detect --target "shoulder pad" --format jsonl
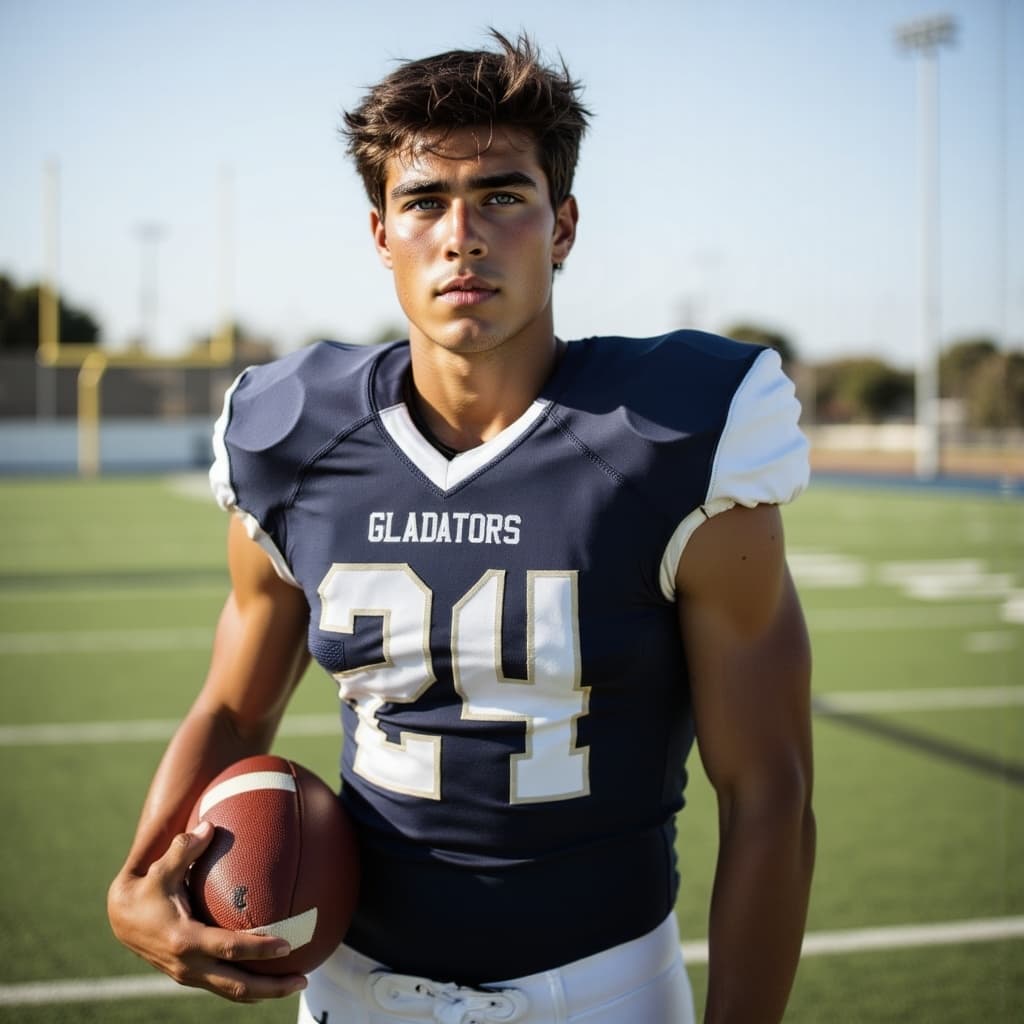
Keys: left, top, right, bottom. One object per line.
{"left": 210, "top": 340, "right": 387, "bottom": 518}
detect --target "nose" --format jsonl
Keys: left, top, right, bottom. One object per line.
{"left": 445, "top": 200, "right": 487, "bottom": 261}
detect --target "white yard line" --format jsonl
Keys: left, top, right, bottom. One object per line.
{"left": 816, "top": 685, "right": 1024, "bottom": 713}
{"left": 1, "top": 687, "right": 1020, "bottom": 747}
{"left": 681, "top": 914, "right": 1024, "bottom": 964}
{"left": 806, "top": 605, "right": 1003, "bottom": 631}
{"left": 0, "top": 974, "right": 199, "bottom": 1007}
{"left": 0, "top": 604, "right": 1016, "bottom": 656}
{"left": 0, "top": 585, "right": 226, "bottom": 603}
{"left": 2, "top": 917, "right": 1022, "bottom": 1006}
{"left": 0, "top": 713, "right": 339, "bottom": 747}
{"left": 0, "top": 627, "right": 213, "bottom": 654}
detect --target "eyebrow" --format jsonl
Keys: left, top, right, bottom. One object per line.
{"left": 389, "top": 171, "right": 539, "bottom": 203}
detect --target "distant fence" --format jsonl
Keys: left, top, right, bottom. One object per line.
{"left": 0, "top": 418, "right": 216, "bottom": 474}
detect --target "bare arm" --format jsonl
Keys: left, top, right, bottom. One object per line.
{"left": 107, "top": 514, "right": 312, "bottom": 1001}
{"left": 676, "top": 503, "right": 815, "bottom": 1024}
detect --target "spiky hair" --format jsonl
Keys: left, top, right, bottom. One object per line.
{"left": 342, "top": 30, "right": 590, "bottom": 213}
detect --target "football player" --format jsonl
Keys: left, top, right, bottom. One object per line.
{"left": 108, "top": 31, "right": 815, "bottom": 1023}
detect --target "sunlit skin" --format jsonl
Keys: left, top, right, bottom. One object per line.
{"left": 370, "top": 126, "right": 578, "bottom": 452}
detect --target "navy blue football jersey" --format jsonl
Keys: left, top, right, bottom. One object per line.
{"left": 210, "top": 332, "right": 808, "bottom": 982}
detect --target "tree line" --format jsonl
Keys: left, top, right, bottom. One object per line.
{"left": 726, "top": 323, "right": 1024, "bottom": 430}
{"left": 2, "top": 273, "right": 1021, "bottom": 429}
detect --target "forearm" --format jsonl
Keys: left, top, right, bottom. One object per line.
{"left": 120, "top": 562, "right": 309, "bottom": 877}
{"left": 120, "top": 702, "right": 276, "bottom": 876}
{"left": 704, "top": 796, "right": 816, "bottom": 1024}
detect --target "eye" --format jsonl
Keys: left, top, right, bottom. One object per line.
{"left": 485, "top": 192, "right": 522, "bottom": 207}
{"left": 404, "top": 197, "right": 443, "bottom": 212}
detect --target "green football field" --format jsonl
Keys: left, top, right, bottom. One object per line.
{"left": 0, "top": 474, "right": 1021, "bottom": 1023}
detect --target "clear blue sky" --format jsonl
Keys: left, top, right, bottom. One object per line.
{"left": 2, "top": 0, "right": 1020, "bottom": 366}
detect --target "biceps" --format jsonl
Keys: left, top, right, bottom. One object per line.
{"left": 197, "top": 521, "right": 311, "bottom": 732}
{"left": 681, "top": 564, "right": 812, "bottom": 800}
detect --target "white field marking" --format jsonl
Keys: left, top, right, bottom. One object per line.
{"left": 806, "top": 605, "right": 1002, "bottom": 631}
{"left": 0, "top": 974, "right": 200, "bottom": 1007}
{"left": 0, "top": 585, "right": 225, "bottom": 603}
{"left": 1004, "top": 591, "right": 1024, "bottom": 624}
{"left": 1, "top": 602, "right": 1011, "bottom": 660}
{"left": 0, "top": 627, "right": 213, "bottom": 654}
{"left": 964, "top": 631, "right": 1017, "bottom": 654}
{"left": 787, "top": 551, "right": 868, "bottom": 588}
{"left": 878, "top": 559, "right": 986, "bottom": 582}
{"left": 2, "top": 917, "right": 1022, "bottom": 1006}
{"left": 166, "top": 472, "right": 215, "bottom": 502}
{"left": 682, "top": 916, "right": 1024, "bottom": 965}
{"left": 198, "top": 770, "right": 296, "bottom": 817}
{"left": 879, "top": 559, "right": 1016, "bottom": 601}
{"left": 905, "top": 574, "right": 1015, "bottom": 601}
{"left": 2, "top": 685, "right": 1021, "bottom": 748}
{"left": 0, "top": 713, "right": 339, "bottom": 747}
{"left": 815, "top": 685, "right": 1024, "bottom": 714}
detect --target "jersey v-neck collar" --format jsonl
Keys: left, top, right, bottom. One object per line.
{"left": 369, "top": 341, "right": 574, "bottom": 494}
{"left": 378, "top": 398, "right": 549, "bottom": 491}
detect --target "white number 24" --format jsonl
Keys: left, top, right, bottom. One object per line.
{"left": 318, "top": 564, "right": 590, "bottom": 805}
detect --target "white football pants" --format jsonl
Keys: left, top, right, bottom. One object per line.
{"left": 297, "top": 912, "right": 695, "bottom": 1024}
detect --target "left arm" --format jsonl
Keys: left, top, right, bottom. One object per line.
{"left": 676, "top": 502, "right": 815, "bottom": 1024}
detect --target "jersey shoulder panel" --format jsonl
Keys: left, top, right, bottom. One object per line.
{"left": 210, "top": 339, "right": 394, "bottom": 526}
{"left": 555, "top": 330, "right": 760, "bottom": 438}
{"left": 551, "top": 332, "right": 808, "bottom": 601}
{"left": 550, "top": 331, "right": 765, "bottom": 525}
{"left": 553, "top": 331, "right": 808, "bottom": 506}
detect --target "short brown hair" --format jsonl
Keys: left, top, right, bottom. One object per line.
{"left": 342, "top": 30, "right": 590, "bottom": 214}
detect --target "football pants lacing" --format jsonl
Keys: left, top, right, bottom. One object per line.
{"left": 369, "top": 971, "right": 529, "bottom": 1023}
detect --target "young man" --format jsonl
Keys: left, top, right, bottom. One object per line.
{"left": 108, "top": 32, "right": 815, "bottom": 1023}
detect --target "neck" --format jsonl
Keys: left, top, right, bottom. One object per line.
{"left": 407, "top": 332, "right": 562, "bottom": 454}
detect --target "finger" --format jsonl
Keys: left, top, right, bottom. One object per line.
{"left": 196, "top": 960, "right": 308, "bottom": 1003}
{"left": 163, "top": 922, "right": 307, "bottom": 1002}
{"left": 152, "top": 821, "right": 216, "bottom": 883}
{"left": 200, "top": 924, "right": 297, "bottom": 964}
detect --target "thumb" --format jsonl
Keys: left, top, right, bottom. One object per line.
{"left": 156, "top": 819, "right": 216, "bottom": 882}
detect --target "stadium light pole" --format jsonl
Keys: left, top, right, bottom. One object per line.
{"left": 37, "top": 159, "right": 60, "bottom": 419}
{"left": 136, "top": 222, "right": 166, "bottom": 350}
{"left": 211, "top": 164, "right": 236, "bottom": 362}
{"left": 896, "top": 14, "right": 957, "bottom": 480}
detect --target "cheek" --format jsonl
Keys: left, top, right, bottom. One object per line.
{"left": 388, "top": 217, "right": 425, "bottom": 246}
{"left": 385, "top": 232, "right": 433, "bottom": 295}
{"left": 531, "top": 211, "right": 560, "bottom": 262}
{"left": 383, "top": 209, "right": 436, "bottom": 260}
{"left": 516, "top": 218, "right": 558, "bottom": 280}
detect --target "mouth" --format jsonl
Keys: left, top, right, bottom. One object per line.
{"left": 437, "top": 276, "right": 499, "bottom": 307}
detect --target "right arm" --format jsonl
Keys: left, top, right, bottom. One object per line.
{"left": 107, "top": 514, "right": 312, "bottom": 1001}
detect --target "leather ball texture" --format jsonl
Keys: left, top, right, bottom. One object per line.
{"left": 186, "top": 754, "right": 359, "bottom": 975}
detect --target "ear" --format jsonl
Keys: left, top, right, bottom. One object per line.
{"left": 551, "top": 196, "right": 579, "bottom": 266}
{"left": 370, "top": 208, "right": 393, "bottom": 269}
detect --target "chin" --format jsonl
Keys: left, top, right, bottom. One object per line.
{"left": 421, "top": 324, "right": 506, "bottom": 356}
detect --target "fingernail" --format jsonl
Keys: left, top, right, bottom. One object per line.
{"left": 274, "top": 942, "right": 291, "bottom": 957}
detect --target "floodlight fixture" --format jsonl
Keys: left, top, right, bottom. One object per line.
{"left": 895, "top": 14, "right": 956, "bottom": 481}
{"left": 896, "top": 15, "right": 957, "bottom": 54}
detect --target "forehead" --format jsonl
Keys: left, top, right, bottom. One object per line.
{"left": 385, "top": 125, "right": 546, "bottom": 192}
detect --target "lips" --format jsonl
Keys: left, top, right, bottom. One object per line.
{"left": 437, "top": 276, "right": 498, "bottom": 306}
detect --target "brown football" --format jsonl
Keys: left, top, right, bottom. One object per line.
{"left": 186, "top": 754, "right": 359, "bottom": 975}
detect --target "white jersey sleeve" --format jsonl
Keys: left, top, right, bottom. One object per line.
{"left": 659, "top": 348, "right": 809, "bottom": 599}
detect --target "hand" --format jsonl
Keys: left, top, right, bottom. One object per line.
{"left": 107, "top": 820, "right": 308, "bottom": 1002}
